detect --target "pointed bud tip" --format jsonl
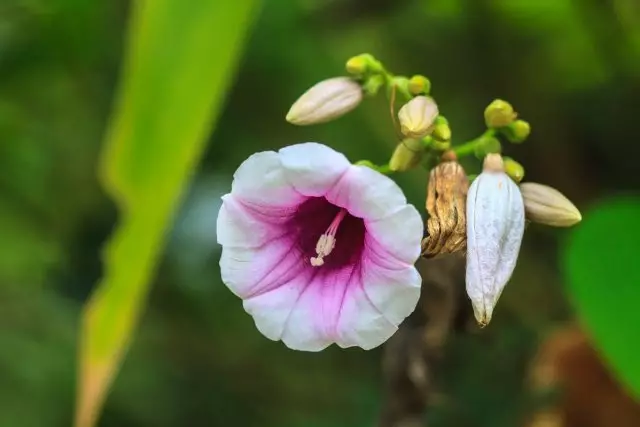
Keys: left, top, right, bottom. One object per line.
{"left": 520, "top": 182, "right": 582, "bottom": 227}
{"left": 286, "top": 77, "right": 363, "bottom": 126}
{"left": 473, "top": 308, "right": 492, "bottom": 328}
{"left": 483, "top": 153, "right": 505, "bottom": 172}
{"left": 285, "top": 109, "right": 297, "bottom": 124}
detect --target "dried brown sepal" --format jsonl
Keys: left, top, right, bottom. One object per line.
{"left": 421, "top": 153, "right": 469, "bottom": 257}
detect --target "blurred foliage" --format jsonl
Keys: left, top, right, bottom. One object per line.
{"left": 565, "top": 197, "right": 640, "bottom": 399}
{"left": 75, "top": 1, "right": 260, "bottom": 426}
{"left": 0, "top": 0, "right": 639, "bottom": 426}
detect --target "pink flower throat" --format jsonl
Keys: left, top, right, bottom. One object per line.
{"left": 291, "top": 197, "right": 366, "bottom": 271}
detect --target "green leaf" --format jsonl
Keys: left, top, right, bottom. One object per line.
{"left": 564, "top": 196, "right": 640, "bottom": 399}
{"left": 74, "top": 1, "right": 260, "bottom": 427}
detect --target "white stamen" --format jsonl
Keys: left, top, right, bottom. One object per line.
{"left": 310, "top": 209, "right": 347, "bottom": 267}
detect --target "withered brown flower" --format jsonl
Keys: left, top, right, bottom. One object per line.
{"left": 421, "top": 151, "right": 469, "bottom": 257}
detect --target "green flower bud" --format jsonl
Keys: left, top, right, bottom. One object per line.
{"left": 503, "top": 157, "right": 525, "bottom": 183}
{"left": 408, "top": 75, "right": 431, "bottom": 95}
{"left": 286, "top": 77, "right": 363, "bottom": 126}
{"left": 388, "top": 76, "right": 411, "bottom": 99}
{"left": 389, "top": 138, "right": 424, "bottom": 172}
{"left": 474, "top": 136, "right": 502, "bottom": 158}
{"left": 362, "top": 74, "right": 385, "bottom": 96}
{"left": 346, "top": 57, "right": 367, "bottom": 75}
{"left": 345, "top": 53, "right": 381, "bottom": 75}
{"left": 502, "top": 120, "right": 531, "bottom": 143}
{"left": 432, "top": 139, "right": 451, "bottom": 151}
{"left": 432, "top": 116, "right": 452, "bottom": 142}
{"left": 484, "top": 99, "right": 517, "bottom": 128}
{"left": 397, "top": 96, "right": 439, "bottom": 139}
{"left": 520, "top": 182, "right": 582, "bottom": 227}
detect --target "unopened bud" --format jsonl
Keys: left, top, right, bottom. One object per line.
{"left": 432, "top": 139, "right": 451, "bottom": 151}
{"left": 484, "top": 99, "right": 517, "bottom": 128}
{"left": 432, "top": 119, "right": 452, "bottom": 142}
{"left": 474, "top": 136, "right": 502, "bottom": 158}
{"left": 345, "top": 53, "right": 382, "bottom": 75}
{"left": 286, "top": 77, "right": 363, "bottom": 125}
{"left": 389, "top": 138, "right": 424, "bottom": 172}
{"left": 519, "top": 182, "right": 582, "bottom": 227}
{"left": 422, "top": 157, "right": 469, "bottom": 257}
{"left": 346, "top": 57, "right": 367, "bottom": 75}
{"left": 503, "top": 157, "right": 525, "bottom": 183}
{"left": 408, "top": 75, "right": 431, "bottom": 95}
{"left": 398, "top": 96, "right": 439, "bottom": 139}
{"left": 362, "top": 74, "right": 385, "bottom": 96}
{"left": 389, "top": 76, "right": 411, "bottom": 98}
{"left": 466, "top": 153, "right": 525, "bottom": 327}
{"left": 502, "top": 120, "right": 531, "bottom": 143}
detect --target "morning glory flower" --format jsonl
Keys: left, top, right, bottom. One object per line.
{"left": 217, "top": 142, "right": 423, "bottom": 351}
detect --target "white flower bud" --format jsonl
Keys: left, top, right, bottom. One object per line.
{"left": 397, "top": 96, "right": 439, "bottom": 139}
{"left": 520, "top": 182, "right": 582, "bottom": 227}
{"left": 286, "top": 77, "right": 363, "bottom": 125}
{"left": 466, "top": 154, "right": 525, "bottom": 327}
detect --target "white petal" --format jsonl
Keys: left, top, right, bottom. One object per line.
{"left": 366, "top": 204, "right": 424, "bottom": 264}
{"left": 243, "top": 277, "right": 306, "bottom": 342}
{"left": 494, "top": 179, "right": 525, "bottom": 290}
{"left": 335, "top": 281, "right": 398, "bottom": 350}
{"left": 236, "top": 257, "right": 361, "bottom": 352}
{"left": 278, "top": 142, "right": 351, "bottom": 196}
{"left": 219, "top": 236, "right": 305, "bottom": 298}
{"left": 325, "top": 165, "right": 408, "bottom": 220}
{"left": 231, "top": 150, "right": 304, "bottom": 207}
{"left": 360, "top": 255, "right": 422, "bottom": 326}
{"left": 279, "top": 274, "right": 338, "bottom": 352}
{"left": 216, "top": 195, "right": 291, "bottom": 248}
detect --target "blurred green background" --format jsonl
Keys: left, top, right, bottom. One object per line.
{"left": 1, "top": 0, "right": 639, "bottom": 426}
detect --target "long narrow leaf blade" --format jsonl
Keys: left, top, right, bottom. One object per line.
{"left": 75, "top": 2, "right": 260, "bottom": 427}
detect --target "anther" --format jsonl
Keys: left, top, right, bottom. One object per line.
{"left": 310, "top": 209, "right": 347, "bottom": 267}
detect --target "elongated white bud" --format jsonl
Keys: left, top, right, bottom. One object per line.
{"left": 466, "top": 154, "right": 525, "bottom": 327}
{"left": 286, "top": 77, "right": 363, "bottom": 125}
{"left": 520, "top": 182, "right": 582, "bottom": 227}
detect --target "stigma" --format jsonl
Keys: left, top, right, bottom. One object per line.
{"left": 310, "top": 209, "right": 347, "bottom": 267}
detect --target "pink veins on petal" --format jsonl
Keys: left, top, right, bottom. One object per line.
{"left": 216, "top": 142, "right": 424, "bottom": 351}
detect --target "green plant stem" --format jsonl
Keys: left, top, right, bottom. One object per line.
{"left": 355, "top": 160, "right": 394, "bottom": 175}
{"left": 453, "top": 129, "right": 494, "bottom": 157}
{"left": 377, "top": 164, "right": 393, "bottom": 175}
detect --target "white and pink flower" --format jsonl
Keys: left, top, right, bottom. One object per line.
{"left": 216, "top": 142, "right": 424, "bottom": 351}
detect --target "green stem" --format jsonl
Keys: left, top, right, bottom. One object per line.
{"left": 379, "top": 69, "right": 412, "bottom": 101}
{"left": 377, "top": 164, "right": 393, "bottom": 175}
{"left": 354, "top": 160, "right": 394, "bottom": 175}
{"left": 452, "top": 129, "right": 494, "bottom": 157}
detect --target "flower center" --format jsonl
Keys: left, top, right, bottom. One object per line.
{"left": 291, "top": 197, "right": 366, "bottom": 271}
{"left": 310, "top": 209, "right": 347, "bottom": 267}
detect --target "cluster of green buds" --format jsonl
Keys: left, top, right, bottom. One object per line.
{"left": 285, "top": 53, "right": 582, "bottom": 327}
